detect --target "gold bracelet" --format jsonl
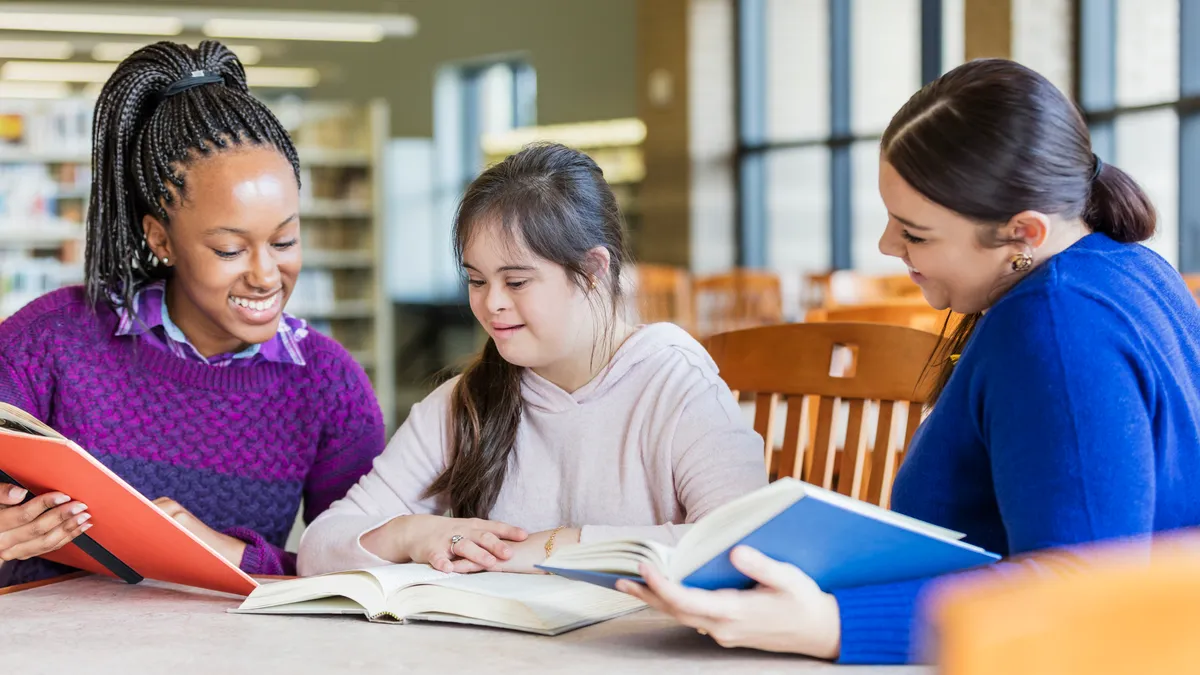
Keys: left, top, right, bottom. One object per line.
{"left": 544, "top": 525, "right": 566, "bottom": 559}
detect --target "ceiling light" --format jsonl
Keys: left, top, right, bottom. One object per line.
{"left": 0, "top": 11, "right": 182, "bottom": 35}
{"left": 1, "top": 61, "right": 116, "bottom": 83}
{"left": 203, "top": 18, "right": 384, "bottom": 42}
{"left": 244, "top": 66, "right": 319, "bottom": 88}
{"left": 92, "top": 42, "right": 262, "bottom": 65}
{"left": 0, "top": 81, "right": 71, "bottom": 99}
{"left": 0, "top": 40, "right": 73, "bottom": 60}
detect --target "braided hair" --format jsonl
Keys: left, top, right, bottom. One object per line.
{"left": 85, "top": 40, "right": 300, "bottom": 312}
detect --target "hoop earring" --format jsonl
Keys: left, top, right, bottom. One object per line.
{"left": 1010, "top": 252, "right": 1033, "bottom": 272}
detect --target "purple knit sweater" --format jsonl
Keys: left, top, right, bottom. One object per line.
{"left": 0, "top": 286, "right": 386, "bottom": 586}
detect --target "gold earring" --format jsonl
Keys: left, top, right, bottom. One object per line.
{"left": 1010, "top": 252, "right": 1033, "bottom": 272}
{"left": 590, "top": 276, "right": 598, "bottom": 290}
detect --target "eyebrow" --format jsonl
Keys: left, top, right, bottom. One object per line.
{"left": 461, "top": 263, "right": 537, "bottom": 273}
{"left": 204, "top": 213, "right": 298, "bottom": 237}
{"left": 889, "top": 212, "right": 931, "bottom": 231}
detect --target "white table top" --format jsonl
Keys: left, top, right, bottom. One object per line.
{"left": 0, "top": 575, "right": 930, "bottom": 674}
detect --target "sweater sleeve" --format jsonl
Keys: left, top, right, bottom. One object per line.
{"left": 834, "top": 288, "right": 1158, "bottom": 664}
{"left": 581, "top": 379, "right": 767, "bottom": 546}
{"left": 296, "top": 379, "right": 454, "bottom": 576}
{"left": 0, "top": 297, "right": 62, "bottom": 419}
{"left": 222, "top": 350, "right": 388, "bottom": 576}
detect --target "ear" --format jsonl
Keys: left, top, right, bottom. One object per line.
{"left": 142, "top": 214, "right": 172, "bottom": 265}
{"left": 1004, "top": 210, "right": 1051, "bottom": 250}
{"left": 582, "top": 246, "right": 612, "bottom": 287}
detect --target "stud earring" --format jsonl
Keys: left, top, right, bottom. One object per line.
{"left": 161, "top": 257, "right": 169, "bottom": 266}
{"left": 1010, "top": 251, "right": 1033, "bottom": 272}
{"left": 589, "top": 275, "right": 598, "bottom": 290}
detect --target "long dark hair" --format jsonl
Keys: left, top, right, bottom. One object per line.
{"left": 85, "top": 40, "right": 300, "bottom": 312}
{"left": 882, "top": 59, "right": 1156, "bottom": 404}
{"left": 423, "top": 142, "right": 631, "bottom": 519}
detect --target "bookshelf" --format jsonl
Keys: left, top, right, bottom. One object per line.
{"left": 0, "top": 97, "right": 395, "bottom": 429}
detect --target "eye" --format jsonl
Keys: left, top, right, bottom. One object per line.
{"left": 467, "top": 278, "right": 485, "bottom": 288}
{"left": 213, "top": 249, "right": 242, "bottom": 260}
{"left": 273, "top": 239, "right": 299, "bottom": 250}
{"left": 901, "top": 230, "right": 926, "bottom": 244}
{"left": 506, "top": 280, "right": 529, "bottom": 290}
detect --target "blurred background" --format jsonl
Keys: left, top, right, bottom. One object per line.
{"left": 0, "top": 0, "right": 1190, "bottom": 431}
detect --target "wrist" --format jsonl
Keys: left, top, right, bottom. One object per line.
{"left": 362, "top": 515, "right": 411, "bottom": 563}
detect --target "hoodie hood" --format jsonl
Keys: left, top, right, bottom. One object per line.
{"left": 520, "top": 322, "right": 716, "bottom": 414}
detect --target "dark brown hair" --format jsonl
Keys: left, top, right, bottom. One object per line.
{"left": 423, "top": 142, "right": 631, "bottom": 518}
{"left": 882, "top": 59, "right": 1156, "bottom": 404}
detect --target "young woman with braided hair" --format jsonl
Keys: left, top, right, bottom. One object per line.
{"left": 0, "top": 41, "right": 385, "bottom": 586}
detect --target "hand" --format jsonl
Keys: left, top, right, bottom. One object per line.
{"left": 616, "top": 545, "right": 842, "bottom": 660}
{"left": 490, "top": 527, "right": 580, "bottom": 574}
{"left": 0, "top": 483, "right": 91, "bottom": 562}
{"left": 361, "top": 514, "right": 528, "bottom": 574}
{"left": 153, "top": 497, "right": 247, "bottom": 566}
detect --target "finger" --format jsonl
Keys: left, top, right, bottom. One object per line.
{"left": 1, "top": 507, "right": 91, "bottom": 561}
{"left": 729, "top": 545, "right": 811, "bottom": 592}
{"left": 453, "top": 539, "right": 498, "bottom": 568}
{"left": 475, "top": 531, "right": 512, "bottom": 560}
{"left": 616, "top": 579, "right": 717, "bottom": 631}
{"left": 47, "top": 522, "right": 93, "bottom": 554}
{"left": 0, "top": 483, "right": 28, "bottom": 506}
{"left": 474, "top": 519, "right": 528, "bottom": 541}
{"left": 639, "top": 563, "right": 734, "bottom": 621}
{"left": 450, "top": 559, "right": 486, "bottom": 574}
{"left": 6, "top": 493, "right": 70, "bottom": 529}
{"left": 427, "top": 552, "right": 455, "bottom": 575}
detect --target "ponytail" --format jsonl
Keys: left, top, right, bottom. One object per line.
{"left": 424, "top": 339, "right": 523, "bottom": 518}
{"left": 1085, "top": 162, "right": 1157, "bottom": 244}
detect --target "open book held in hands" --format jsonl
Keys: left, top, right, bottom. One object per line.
{"left": 0, "top": 401, "right": 258, "bottom": 596}
{"left": 232, "top": 563, "right": 646, "bottom": 635}
{"left": 537, "top": 478, "right": 1000, "bottom": 592}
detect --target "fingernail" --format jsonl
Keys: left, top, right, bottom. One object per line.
{"left": 54, "top": 494, "right": 70, "bottom": 506}
{"left": 70, "top": 503, "right": 87, "bottom": 516}
{"left": 616, "top": 581, "right": 630, "bottom": 593}
{"left": 76, "top": 513, "right": 91, "bottom": 525}
{"left": 8, "top": 486, "right": 26, "bottom": 500}
{"left": 80, "top": 523, "right": 93, "bottom": 533}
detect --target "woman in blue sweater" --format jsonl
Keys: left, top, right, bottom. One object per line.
{"left": 617, "top": 59, "right": 1200, "bottom": 663}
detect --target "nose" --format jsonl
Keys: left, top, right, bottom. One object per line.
{"left": 245, "top": 245, "right": 281, "bottom": 291}
{"left": 878, "top": 220, "right": 905, "bottom": 260}
{"left": 484, "top": 282, "right": 510, "bottom": 315}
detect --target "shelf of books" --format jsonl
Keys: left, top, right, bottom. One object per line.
{"left": 0, "top": 97, "right": 395, "bottom": 429}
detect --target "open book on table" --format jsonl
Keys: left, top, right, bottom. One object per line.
{"left": 538, "top": 477, "right": 1000, "bottom": 592}
{"left": 232, "top": 563, "right": 646, "bottom": 635}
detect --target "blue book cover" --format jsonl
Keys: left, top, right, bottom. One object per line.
{"left": 538, "top": 479, "right": 999, "bottom": 592}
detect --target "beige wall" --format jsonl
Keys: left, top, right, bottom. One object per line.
{"left": 56, "top": 0, "right": 639, "bottom": 135}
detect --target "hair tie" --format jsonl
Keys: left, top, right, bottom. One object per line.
{"left": 158, "top": 69, "right": 224, "bottom": 100}
{"left": 1091, "top": 154, "right": 1104, "bottom": 182}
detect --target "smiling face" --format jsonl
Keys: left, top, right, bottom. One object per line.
{"left": 875, "top": 160, "right": 1027, "bottom": 314}
{"left": 143, "top": 145, "right": 301, "bottom": 358}
{"left": 461, "top": 221, "right": 609, "bottom": 387}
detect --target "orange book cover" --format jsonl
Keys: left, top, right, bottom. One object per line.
{"left": 0, "top": 404, "right": 258, "bottom": 596}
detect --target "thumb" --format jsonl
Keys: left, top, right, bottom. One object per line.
{"left": 730, "top": 546, "right": 815, "bottom": 593}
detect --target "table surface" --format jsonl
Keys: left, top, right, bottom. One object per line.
{"left": 0, "top": 574, "right": 930, "bottom": 674}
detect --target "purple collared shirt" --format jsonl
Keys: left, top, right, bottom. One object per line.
{"left": 114, "top": 280, "right": 309, "bottom": 367}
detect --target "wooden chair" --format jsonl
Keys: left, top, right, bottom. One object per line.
{"left": 704, "top": 322, "right": 941, "bottom": 507}
{"left": 631, "top": 264, "right": 693, "bottom": 331}
{"left": 1183, "top": 273, "right": 1200, "bottom": 302}
{"left": 693, "top": 269, "right": 783, "bottom": 338}
{"left": 806, "top": 301, "right": 961, "bottom": 335}
{"left": 930, "top": 532, "right": 1200, "bottom": 675}
{"left": 802, "top": 270, "right": 924, "bottom": 310}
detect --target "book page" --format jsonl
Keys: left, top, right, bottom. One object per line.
{"left": 396, "top": 572, "right": 644, "bottom": 633}
{"left": 0, "top": 402, "right": 60, "bottom": 439}
{"left": 541, "top": 539, "right": 672, "bottom": 575}
{"left": 363, "top": 563, "right": 452, "bottom": 597}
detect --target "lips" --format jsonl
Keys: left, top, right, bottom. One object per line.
{"left": 228, "top": 290, "right": 284, "bottom": 325}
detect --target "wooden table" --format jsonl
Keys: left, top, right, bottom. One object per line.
{"left": 0, "top": 574, "right": 930, "bottom": 674}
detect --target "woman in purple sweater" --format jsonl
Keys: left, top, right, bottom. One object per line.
{"left": 0, "top": 41, "right": 385, "bottom": 586}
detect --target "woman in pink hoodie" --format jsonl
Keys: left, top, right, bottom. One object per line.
{"left": 298, "top": 143, "right": 766, "bottom": 577}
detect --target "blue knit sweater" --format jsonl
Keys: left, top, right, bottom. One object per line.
{"left": 834, "top": 233, "right": 1200, "bottom": 663}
